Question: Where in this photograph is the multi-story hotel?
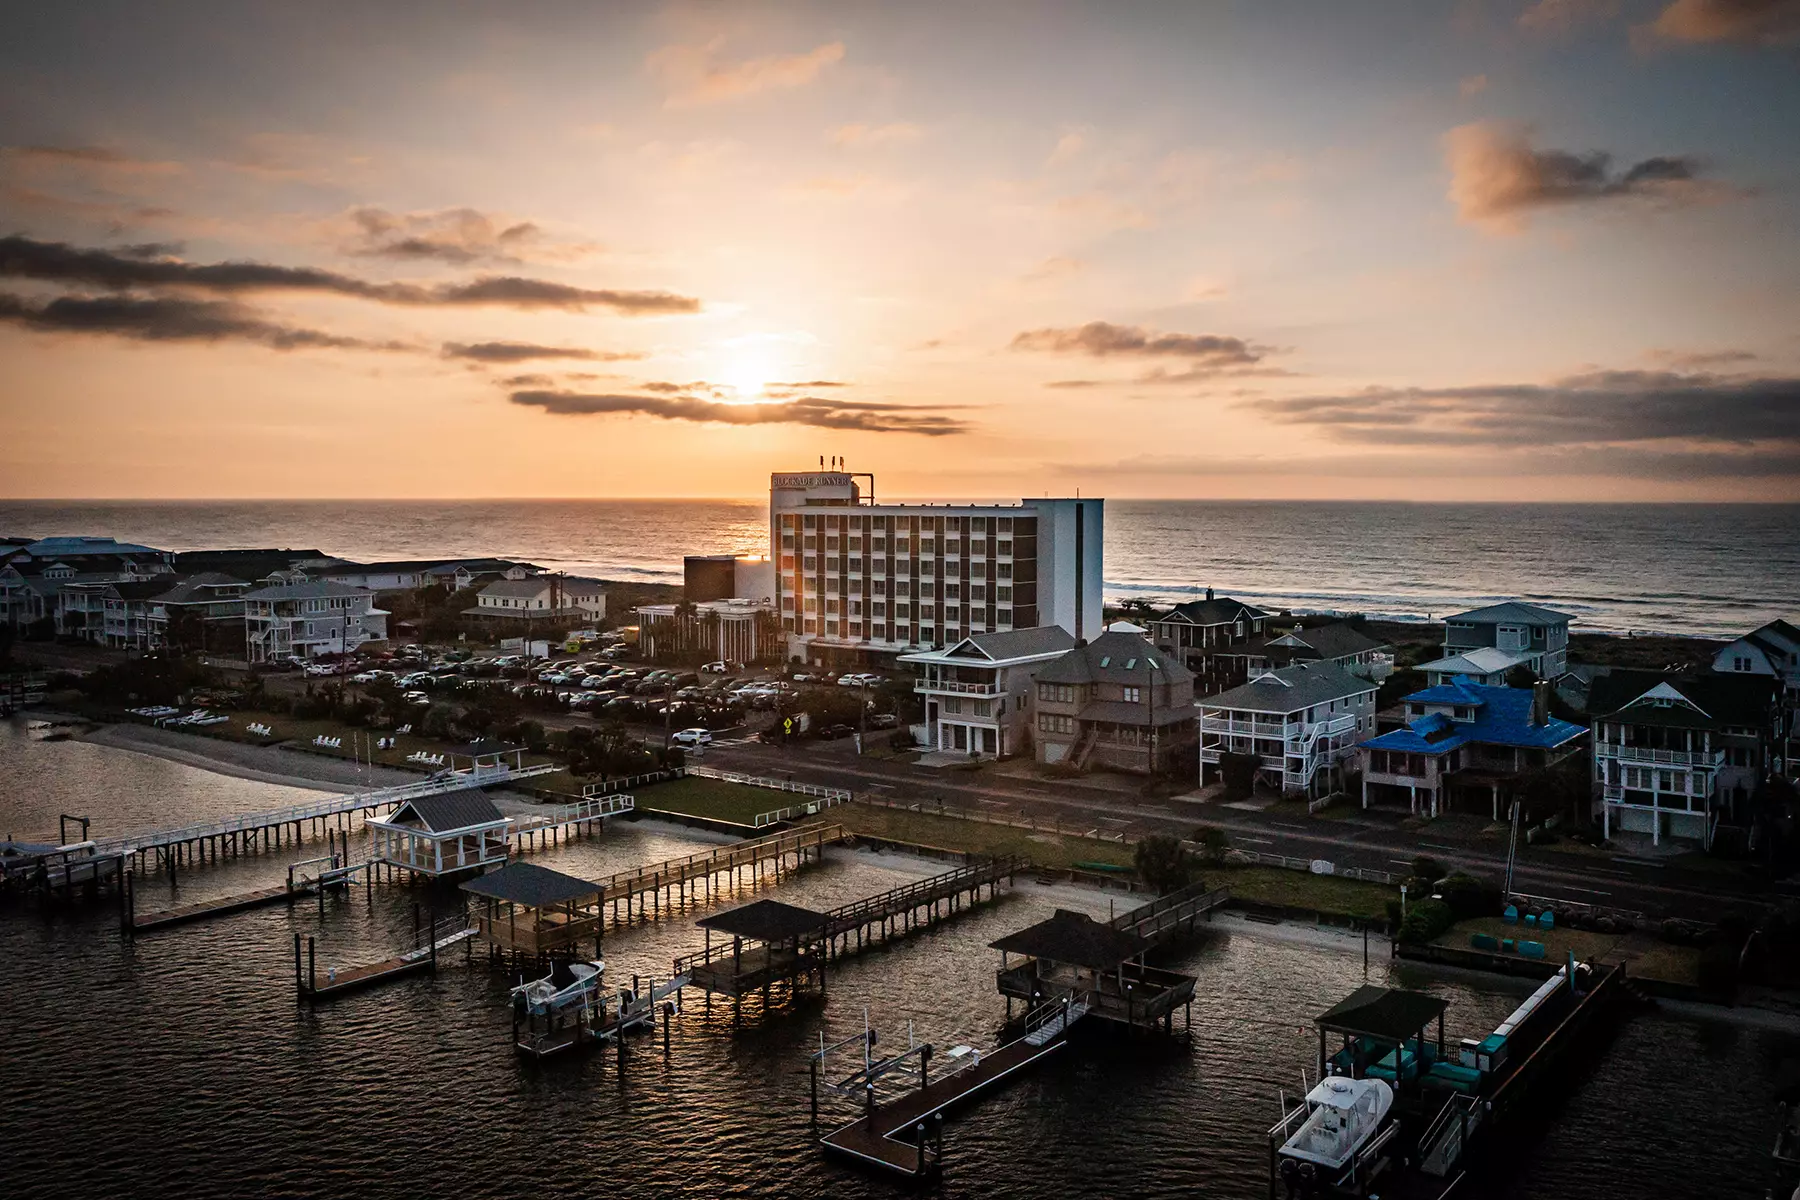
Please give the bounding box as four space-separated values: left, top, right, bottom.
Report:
769 471 1104 667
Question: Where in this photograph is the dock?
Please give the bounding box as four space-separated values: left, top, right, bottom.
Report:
594 822 846 921
818 856 1022 960
295 912 478 1002
815 998 1086 1178
1109 880 1230 946
516 974 690 1059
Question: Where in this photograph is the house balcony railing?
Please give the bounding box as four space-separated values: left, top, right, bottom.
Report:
1200 716 1290 736
916 678 1001 695
1595 744 1724 767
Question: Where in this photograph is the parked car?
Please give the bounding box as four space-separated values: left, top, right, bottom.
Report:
701 661 727 673
403 690 431 706
869 713 899 729
791 672 819 683
817 724 855 740
670 728 714 748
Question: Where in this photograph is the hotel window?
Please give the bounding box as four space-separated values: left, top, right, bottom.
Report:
780 554 794 569
895 581 909 598
826 537 839 551
826 598 840 613
971 562 985 579
826 620 839 634
944 583 960 601
997 610 1012 627
803 556 816 571
849 556 862 573
850 601 862 617
873 602 886 618
896 603 911 618
920 561 934 577
1123 686 1141 703
996 587 1012 602
804 618 817 632
804 598 818 612
804 515 816 528
873 580 886 596
920 583 935 599
971 517 986 533
781 597 795 611
998 518 1013 533
804 535 817 550
996 563 1012 580
971 585 987 602
920 539 936 555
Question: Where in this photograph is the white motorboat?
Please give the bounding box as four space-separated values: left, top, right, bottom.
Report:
511 959 604 1016
1277 1074 1393 1177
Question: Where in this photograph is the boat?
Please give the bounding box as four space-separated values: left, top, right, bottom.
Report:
511 959 605 1016
1276 1074 1393 1184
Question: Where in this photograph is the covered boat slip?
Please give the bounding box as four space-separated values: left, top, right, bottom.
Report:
366 788 513 877
991 908 1198 1031
1315 985 1451 1092
676 898 829 998
461 861 604 958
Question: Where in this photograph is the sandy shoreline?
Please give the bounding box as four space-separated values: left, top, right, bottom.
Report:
77 721 421 794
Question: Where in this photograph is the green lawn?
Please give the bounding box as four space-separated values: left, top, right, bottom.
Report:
836 802 1138 870
630 775 804 826
1621 941 1702 987
1213 865 1396 919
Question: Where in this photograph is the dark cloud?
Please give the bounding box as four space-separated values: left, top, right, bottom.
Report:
0 235 700 313
346 207 546 265
1444 123 1715 229
1648 347 1759 368
1065 444 1800 481
768 379 848 387
0 290 400 351
1011 320 1265 365
1644 0 1800 46
1253 369 1800 450
441 341 645 363
509 390 968 436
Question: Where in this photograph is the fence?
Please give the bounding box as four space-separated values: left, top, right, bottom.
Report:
1222 848 1399 886
684 765 852 827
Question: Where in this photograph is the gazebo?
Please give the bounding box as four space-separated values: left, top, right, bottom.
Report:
366 788 513 877
991 908 1196 1032
461 861 604 961
1314 985 1449 1091
677 898 830 1008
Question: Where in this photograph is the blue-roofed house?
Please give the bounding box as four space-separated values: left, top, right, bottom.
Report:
1358 678 1585 818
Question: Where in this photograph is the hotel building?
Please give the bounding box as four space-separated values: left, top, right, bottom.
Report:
769 471 1104 667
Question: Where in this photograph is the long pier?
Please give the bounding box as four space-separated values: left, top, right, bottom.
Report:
595 822 846 921
818 856 1021 961
1109 880 1230 947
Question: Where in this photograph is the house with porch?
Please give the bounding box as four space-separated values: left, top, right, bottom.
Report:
1588 670 1779 849
1031 630 1197 774
1443 601 1571 680
1711 619 1800 778
898 625 1075 759
1145 590 1270 690
1358 679 1586 818
468 576 607 623
1205 619 1391 691
242 580 388 663
1199 661 1378 798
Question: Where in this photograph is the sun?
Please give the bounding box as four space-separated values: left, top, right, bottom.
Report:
720 359 769 400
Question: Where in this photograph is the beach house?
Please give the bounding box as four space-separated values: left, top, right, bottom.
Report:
1199 662 1378 798
1712 619 1800 777
242 580 388 662
1441 602 1572 679
1031 630 1196 774
899 625 1076 759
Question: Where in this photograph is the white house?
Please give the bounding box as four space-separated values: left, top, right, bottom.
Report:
898 625 1076 759
1443 601 1572 679
1712 619 1800 776
1416 646 1535 689
1199 662 1379 798
243 581 388 662
469 576 606 621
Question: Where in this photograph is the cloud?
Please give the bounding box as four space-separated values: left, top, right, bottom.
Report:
1641 0 1800 45
1518 0 1621 35
442 341 646 363
0 235 700 313
1443 122 1714 230
646 39 845 108
769 379 848 388
1043 379 1102 389
1011 321 1267 367
1047 129 1088 167
1647 347 1760 368
341 207 557 265
0 290 399 351
509 389 967 435
1 144 184 176
1253 369 1800 453
1459 74 1490 97
830 122 922 148
1065 445 1800 481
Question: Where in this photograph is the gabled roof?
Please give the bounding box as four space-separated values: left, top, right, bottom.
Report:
944 625 1077 662
1361 678 1585 754
1151 596 1267 626
1202 661 1376 713
479 579 553 599
153 572 250 604
172 548 330 577
1034 631 1194 687
1587 669 1777 730
1418 646 1533 677
1316 985 1448 1041
1445 601 1573 627
461 861 598 907
242 580 375 601
990 909 1150 971
696 898 829 942
1230 620 1387 665
381 789 508 833
19 536 167 558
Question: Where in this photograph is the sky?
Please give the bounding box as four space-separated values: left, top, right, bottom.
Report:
2 0 1798 502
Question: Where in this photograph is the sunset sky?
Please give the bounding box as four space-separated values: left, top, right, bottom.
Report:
3 0 1798 501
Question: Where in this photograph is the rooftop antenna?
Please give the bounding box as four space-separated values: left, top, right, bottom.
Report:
819 455 825 469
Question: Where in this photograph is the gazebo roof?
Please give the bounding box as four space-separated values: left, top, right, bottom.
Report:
462 738 522 757
695 898 829 942
460 861 599 907
989 909 1149 972
380 788 508 834
1314 985 1449 1041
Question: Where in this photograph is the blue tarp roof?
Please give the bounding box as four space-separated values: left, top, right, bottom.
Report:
1361 677 1584 754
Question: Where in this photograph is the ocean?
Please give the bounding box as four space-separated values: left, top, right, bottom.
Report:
2 499 1794 639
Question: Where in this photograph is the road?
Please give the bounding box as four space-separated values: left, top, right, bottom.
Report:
704 739 1784 924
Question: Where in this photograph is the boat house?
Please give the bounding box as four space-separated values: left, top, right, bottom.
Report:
461 861 604 960
367 789 513 877
676 899 830 1007
992 908 1196 1032
1314 985 1449 1096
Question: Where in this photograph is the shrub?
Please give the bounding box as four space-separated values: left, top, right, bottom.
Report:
1411 855 1448 884
1190 825 1229 863
1435 872 1500 920
1396 897 1456 945
1134 834 1197 894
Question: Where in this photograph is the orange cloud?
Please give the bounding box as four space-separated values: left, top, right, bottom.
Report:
646 39 845 108
1642 0 1800 46
1444 121 1713 231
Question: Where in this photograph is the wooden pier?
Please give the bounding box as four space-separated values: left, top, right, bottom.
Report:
593 822 846 922
818 856 1022 960
295 910 478 1003
1108 880 1230 946
815 998 1085 1178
